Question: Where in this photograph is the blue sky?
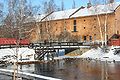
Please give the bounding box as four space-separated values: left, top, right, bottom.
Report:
1 0 120 9
0 0 120 13
31 0 90 9
55 0 88 9
31 0 120 9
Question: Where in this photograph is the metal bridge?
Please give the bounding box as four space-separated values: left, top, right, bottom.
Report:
29 41 96 60
30 41 91 49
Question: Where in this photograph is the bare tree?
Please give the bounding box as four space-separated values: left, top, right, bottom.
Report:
43 0 57 14
104 0 109 46
41 0 58 42
4 0 39 38
91 0 115 46
0 1 4 38
104 0 114 46
0 2 3 23
72 0 76 9
91 0 104 46
61 0 64 11
2 0 40 79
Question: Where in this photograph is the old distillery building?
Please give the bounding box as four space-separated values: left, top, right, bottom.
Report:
30 2 120 43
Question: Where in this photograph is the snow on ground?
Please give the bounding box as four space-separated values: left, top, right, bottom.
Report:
0 48 35 62
101 46 120 61
54 46 120 62
0 46 120 62
80 46 120 61
80 47 104 59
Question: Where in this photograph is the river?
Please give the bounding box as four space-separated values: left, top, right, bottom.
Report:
0 58 120 80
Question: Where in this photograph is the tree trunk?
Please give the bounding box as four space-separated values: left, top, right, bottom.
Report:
97 14 103 47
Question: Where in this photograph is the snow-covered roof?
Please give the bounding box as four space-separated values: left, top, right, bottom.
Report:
34 2 120 22
72 2 120 18
35 8 78 22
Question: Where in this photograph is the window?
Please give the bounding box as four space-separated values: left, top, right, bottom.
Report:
117 31 119 34
40 24 42 34
94 34 96 41
73 20 77 32
79 36 81 42
107 35 108 40
74 20 76 24
89 36 92 41
64 28 66 31
84 36 87 41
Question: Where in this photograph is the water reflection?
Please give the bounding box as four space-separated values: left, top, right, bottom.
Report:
35 59 120 80
0 59 120 80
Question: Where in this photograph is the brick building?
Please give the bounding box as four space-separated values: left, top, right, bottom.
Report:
29 2 120 43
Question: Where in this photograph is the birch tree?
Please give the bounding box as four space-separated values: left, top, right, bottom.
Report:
91 0 115 46
4 0 39 39
91 0 104 46
3 0 40 79
42 0 58 42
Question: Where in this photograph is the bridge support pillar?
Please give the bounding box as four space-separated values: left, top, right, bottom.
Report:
56 49 59 57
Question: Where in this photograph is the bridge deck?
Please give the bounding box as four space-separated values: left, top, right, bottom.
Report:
30 42 96 60
30 41 93 49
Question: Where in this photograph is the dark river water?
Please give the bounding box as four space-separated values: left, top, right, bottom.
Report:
0 59 120 80
34 59 120 80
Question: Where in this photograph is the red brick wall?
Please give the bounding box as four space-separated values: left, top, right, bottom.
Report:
108 39 120 46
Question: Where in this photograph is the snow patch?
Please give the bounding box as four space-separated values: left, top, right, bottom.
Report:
80 47 104 59
80 46 120 61
0 48 35 62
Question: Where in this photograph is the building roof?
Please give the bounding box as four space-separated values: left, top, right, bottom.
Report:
110 34 120 39
71 2 120 18
34 2 120 22
34 8 77 22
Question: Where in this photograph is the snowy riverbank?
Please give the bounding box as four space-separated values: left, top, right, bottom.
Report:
0 46 120 62
54 46 120 62
0 48 35 62
80 46 120 61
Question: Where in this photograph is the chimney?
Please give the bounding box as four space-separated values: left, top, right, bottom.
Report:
87 3 92 8
109 0 114 3
80 6 85 9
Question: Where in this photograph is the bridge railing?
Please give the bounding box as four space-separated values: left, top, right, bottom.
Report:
29 41 84 48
